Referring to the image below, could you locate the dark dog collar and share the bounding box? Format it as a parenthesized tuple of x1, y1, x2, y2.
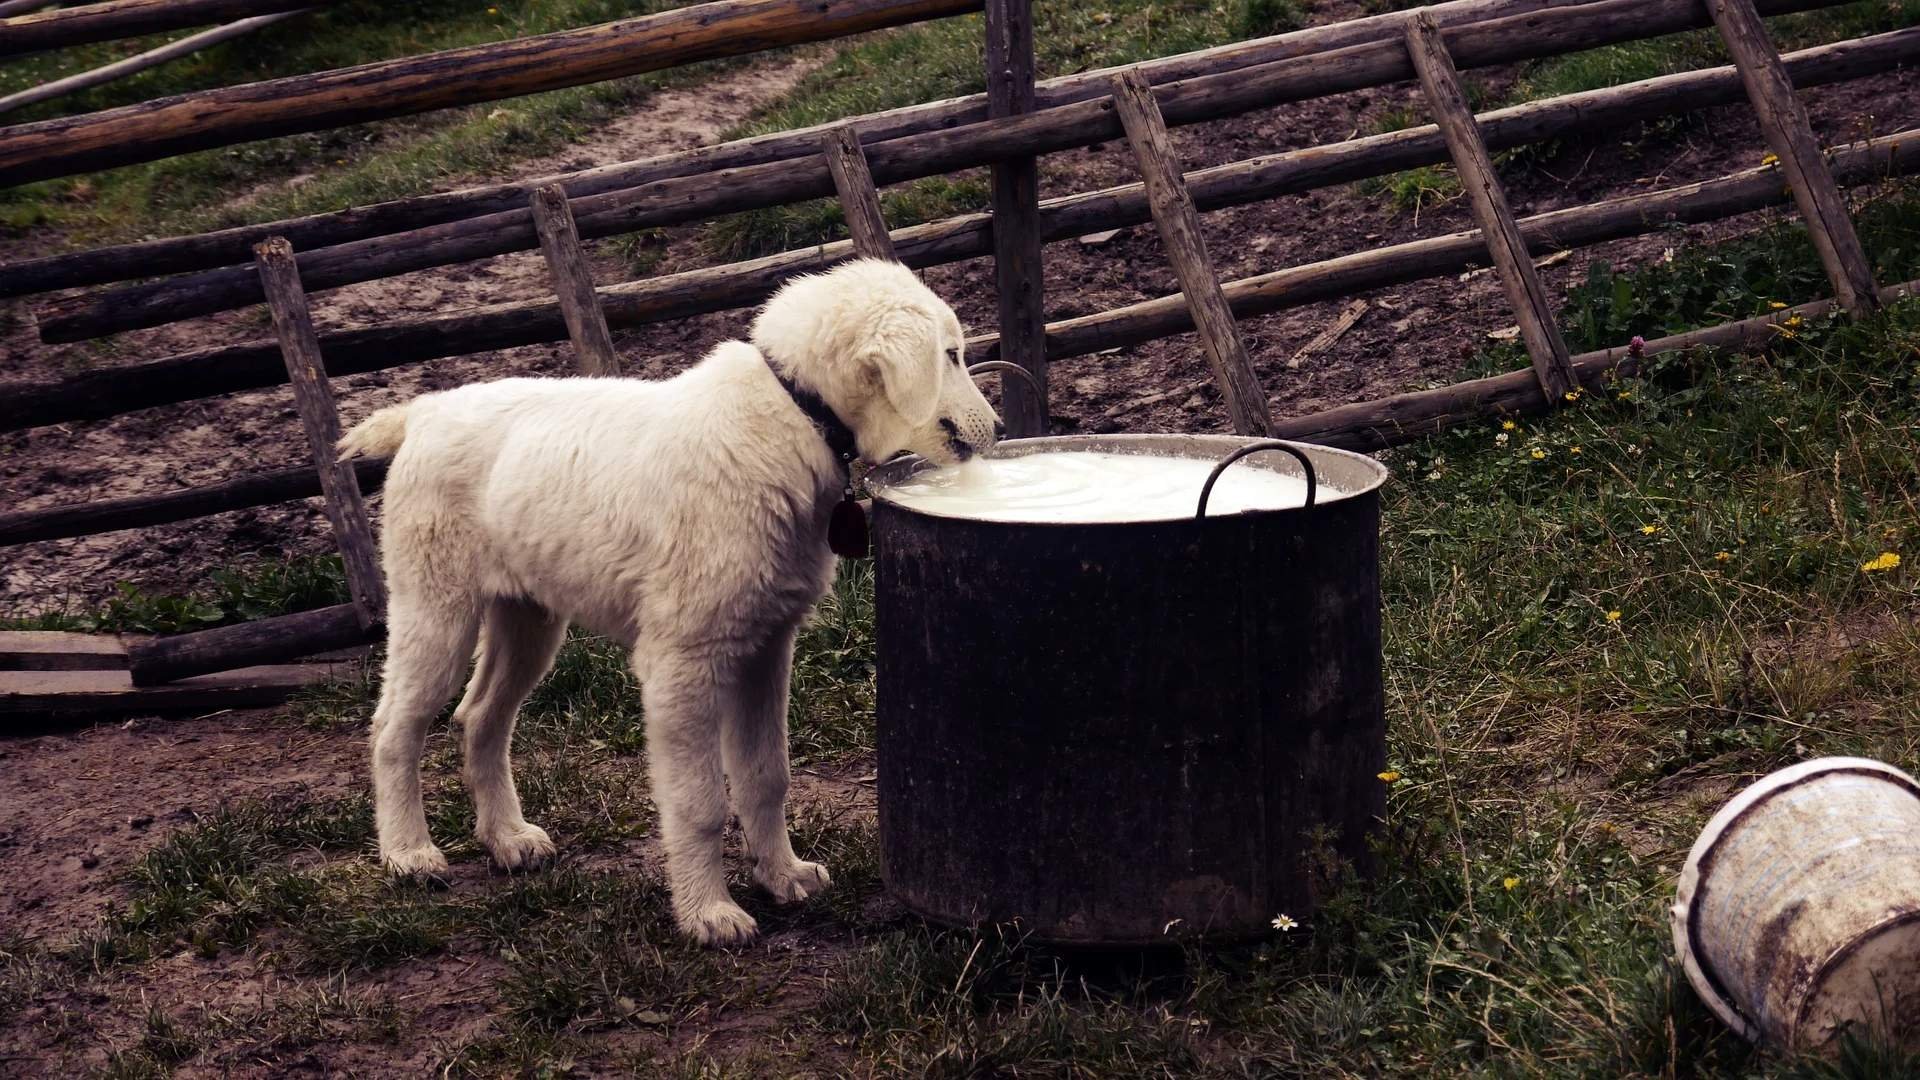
(768, 360, 858, 466)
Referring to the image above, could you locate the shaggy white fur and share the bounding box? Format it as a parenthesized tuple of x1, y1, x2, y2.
(339, 259, 1000, 946)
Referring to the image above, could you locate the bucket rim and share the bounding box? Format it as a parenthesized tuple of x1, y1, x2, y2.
(1671, 756, 1920, 1042)
(866, 434, 1389, 525)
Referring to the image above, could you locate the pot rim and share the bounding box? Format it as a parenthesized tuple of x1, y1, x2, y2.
(866, 434, 1389, 526)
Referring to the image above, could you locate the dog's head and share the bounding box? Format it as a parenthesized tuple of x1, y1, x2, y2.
(753, 259, 1003, 465)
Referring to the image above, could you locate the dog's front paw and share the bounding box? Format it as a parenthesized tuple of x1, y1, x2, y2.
(756, 859, 832, 903)
(679, 900, 759, 948)
(382, 843, 450, 880)
(480, 822, 555, 872)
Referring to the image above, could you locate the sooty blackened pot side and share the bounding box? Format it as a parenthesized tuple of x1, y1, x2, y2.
(869, 435, 1387, 945)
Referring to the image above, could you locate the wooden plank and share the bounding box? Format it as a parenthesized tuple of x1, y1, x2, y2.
(1288, 299, 1368, 368)
(0, 456, 389, 548)
(1, 664, 343, 719)
(254, 238, 387, 629)
(1111, 68, 1272, 436)
(40, 0, 1846, 343)
(10, 119, 1918, 438)
(0, 631, 131, 672)
(0, 0, 1579, 297)
(1709, 0, 1879, 314)
(0, 0, 981, 188)
(0, 12, 309, 119)
(529, 184, 621, 375)
(0, 0, 316, 59)
(1405, 12, 1578, 401)
(127, 603, 377, 687)
(986, 0, 1049, 436)
(822, 126, 898, 261)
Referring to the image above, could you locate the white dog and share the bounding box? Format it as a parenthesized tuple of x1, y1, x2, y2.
(338, 259, 1002, 945)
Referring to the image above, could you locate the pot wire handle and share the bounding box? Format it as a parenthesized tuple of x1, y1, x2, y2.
(967, 360, 1046, 401)
(1196, 440, 1317, 519)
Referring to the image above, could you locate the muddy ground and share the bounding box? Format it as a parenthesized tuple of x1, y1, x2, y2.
(2, 11, 1919, 1075)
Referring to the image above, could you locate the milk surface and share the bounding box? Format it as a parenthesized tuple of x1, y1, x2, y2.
(878, 451, 1319, 523)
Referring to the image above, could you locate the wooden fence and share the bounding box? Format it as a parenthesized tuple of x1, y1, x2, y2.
(2, 0, 1917, 701)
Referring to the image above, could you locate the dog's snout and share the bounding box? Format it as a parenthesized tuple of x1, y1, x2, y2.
(992, 419, 1007, 441)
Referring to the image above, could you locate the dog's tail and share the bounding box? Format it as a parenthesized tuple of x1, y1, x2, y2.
(338, 403, 411, 460)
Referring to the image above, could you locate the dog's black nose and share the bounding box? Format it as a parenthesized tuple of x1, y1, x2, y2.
(993, 419, 1007, 441)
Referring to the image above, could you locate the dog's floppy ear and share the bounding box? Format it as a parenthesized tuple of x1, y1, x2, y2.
(866, 310, 946, 426)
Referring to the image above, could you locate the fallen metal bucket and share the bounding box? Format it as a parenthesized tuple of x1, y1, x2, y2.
(1672, 756, 1920, 1051)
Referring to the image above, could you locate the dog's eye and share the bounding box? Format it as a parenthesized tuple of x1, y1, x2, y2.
(946, 347, 962, 367)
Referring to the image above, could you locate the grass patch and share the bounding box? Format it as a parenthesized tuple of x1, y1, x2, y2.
(2, 553, 349, 632)
(0, 0, 737, 244)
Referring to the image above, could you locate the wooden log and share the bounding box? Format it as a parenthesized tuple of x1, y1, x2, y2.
(2, 664, 347, 722)
(9, 117, 1916, 437)
(0, 13, 311, 118)
(0, 631, 132, 671)
(33, 0, 1851, 341)
(1111, 69, 1271, 436)
(969, 127, 1920, 363)
(986, 0, 1048, 436)
(0, 0, 56, 17)
(0, 456, 387, 547)
(0, 0, 1581, 296)
(255, 238, 386, 628)
(1276, 277, 1920, 452)
(0, 0, 317, 59)
(822, 127, 897, 260)
(529, 184, 621, 375)
(126, 603, 374, 687)
(1406, 12, 1577, 400)
(0, 0, 982, 187)
(1710, 0, 1879, 315)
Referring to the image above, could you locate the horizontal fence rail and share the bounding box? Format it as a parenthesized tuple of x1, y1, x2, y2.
(3, 25, 1913, 433)
(0, 0, 1573, 296)
(0, 0, 321, 58)
(0, 0, 983, 186)
(28, 0, 1854, 342)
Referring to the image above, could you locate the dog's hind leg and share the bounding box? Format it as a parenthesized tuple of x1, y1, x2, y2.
(456, 596, 567, 872)
(372, 592, 481, 878)
(635, 639, 758, 947)
(722, 623, 830, 904)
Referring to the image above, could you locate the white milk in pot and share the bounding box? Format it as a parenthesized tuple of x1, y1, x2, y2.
(879, 450, 1323, 523)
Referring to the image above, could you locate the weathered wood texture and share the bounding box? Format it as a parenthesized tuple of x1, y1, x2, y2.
(0, 631, 133, 671)
(4, 664, 346, 721)
(823, 127, 897, 260)
(0, 12, 309, 118)
(9, 118, 1915, 436)
(1112, 69, 1271, 436)
(986, 0, 1048, 436)
(0, 0, 56, 16)
(0, 0, 316, 57)
(529, 184, 621, 375)
(1710, 0, 1879, 314)
(0, 458, 387, 547)
(0, 0, 1581, 295)
(30, 0, 1853, 340)
(126, 603, 374, 687)
(1275, 278, 1920, 452)
(1406, 13, 1577, 399)
(0, 0, 982, 186)
(255, 238, 386, 627)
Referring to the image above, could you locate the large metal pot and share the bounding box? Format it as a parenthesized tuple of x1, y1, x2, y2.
(866, 434, 1390, 944)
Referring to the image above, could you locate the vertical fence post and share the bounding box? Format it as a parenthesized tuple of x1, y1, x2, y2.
(985, 0, 1048, 436)
(253, 237, 387, 630)
(1111, 70, 1274, 437)
(1709, 0, 1878, 315)
(1405, 13, 1579, 403)
(823, 125, 899, 261)
(530, 183, 622, 376)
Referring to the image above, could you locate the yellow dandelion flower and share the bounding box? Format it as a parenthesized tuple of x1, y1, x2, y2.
(1570, 446, 1582, 455)
(1768, 300, 1788, 310)
(1617, 390, 1633, 401)
(1531, 448, 1547, 460)
(1761, 152, 1780, 167)
(1377, 770, 1402, 783)
(1605, 610, 1622, 622)
(1501, 420, 1517, 431)
(1784, 314, 1804, 328)
(1640, 524, 1659, 535)
(1862, 552, 1902, 573)
(1715, 550, 1733, 562)
(1503, 876, 1521, 891)
(1564, 389, 1583, 402)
